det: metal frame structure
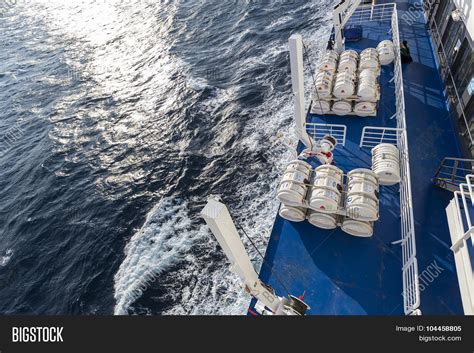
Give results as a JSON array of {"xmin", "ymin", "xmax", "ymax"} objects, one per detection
[
  {"xmin": 360, "ymin": 126, "xmax": 403, "ymax": 148},
  {"xmin": 306, "ymin": 123, "xmax": 347, "ymax": 147},
  {"xmin": 346, "ymin": 2, "xmax": 399, "ymax": 24},
  {"xmin": 446, "ymin": 174, "xmax": 474, "ymax": 314},
  {"xmin": 333, "ymin": 0, "xmax": 363, "ymax": 53},
  {"xmin": 391, "ymin": 6, "xmax": 421, "ymax": 316},
  {"xmin": 434, "ymin": 157, "xmax": 474, "ymax": 192}
]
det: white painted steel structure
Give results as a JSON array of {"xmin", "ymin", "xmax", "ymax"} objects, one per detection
[
  {"xmin": 306, "ymin": 123, "xmax": 347, "ymax": 147},
  {"xmin": 201, "ymin": 198, "xmax": 309, "ymax": 316},
  {"xmin": 360, "ymin": 127, "xmax": 403, "ymax": 148},
  {"xmin": 289, "ymin": 35, "xmax": 313, "ymax": 149},
  {"xmin": 446, "ymin": 174, "xmax": 474, "ymax": 315},
  {"xmin": 201, "ymin": 199, "xmax": 281, "ymax": 312},
  {"xmin": 333, "ymin": 0, "xmax": 363, "ymax": 53}
]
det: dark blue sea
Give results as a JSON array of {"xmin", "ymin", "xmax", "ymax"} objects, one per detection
[{"xmin": 0, "ymin": 0, "xmax": 331, "ymax": 315}]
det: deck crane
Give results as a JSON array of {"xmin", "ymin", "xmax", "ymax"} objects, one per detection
[
  {"xmin": 201, "ymin": 197, "xmax": 310, "ymax": 316},
  {"xmin": 333, "ymin": 0, "xmax": 362, "ymax": 53},
  {"xmin": 288, "ymin": 34, "xmax": 337, "ymax": 165},
  {"xmin": 288, "ymin": 1, "xmax": 364, "ymax": 163}
]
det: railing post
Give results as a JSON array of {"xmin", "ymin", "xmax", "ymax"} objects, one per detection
[
  {"xmin": 453, "ymin": 160, "xmax": 459, "ymax": 183},
  {"xmin": 434, "ymin": 158, "xmax": 446, "ymax": 181},
  {"xmin": 360, "ymin": 127, "xmax": 366, "ymax": 148}
]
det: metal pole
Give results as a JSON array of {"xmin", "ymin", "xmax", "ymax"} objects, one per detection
[
  {"xmin": 288, "ymin": 34, "xmax": 312, "ymax": 148},
  {"xmin": 201, "ymin": 198, "xmax": 281, "ymax": 312}
]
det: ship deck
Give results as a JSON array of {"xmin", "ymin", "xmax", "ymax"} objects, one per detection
[{"xmin": 250, "ymin": 1, "xmax": 465, "ymax": 315}]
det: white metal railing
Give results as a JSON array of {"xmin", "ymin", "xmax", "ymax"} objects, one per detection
[
  {"xmin": 354, "ymin": 3, "xmax": 420, "ymax": 315},
  {"xmin": 447, "ymin": 180, "xmax": 474, "ymax": 314},
  {"xmin": 440, "ymin": 162, "xmax": 474, "ymax": 214},
  {"xmin": 347, "ymin": 2, "xmax": 397, "ymax": 25},
  {"xmin": 466, "ymin": 175, "xmax": 474, "ymax": 207},
  {"xmin": 305, "ymin": 123, "xmax": 347, "ymax": 147},
  {"xmin": 391, "ymin": 5, "xmax": 420, "ymax": 316},
  {"xmin": 434, "ymin": 157, "xmax": 474, "ymax": 191},
  {"xmin": 453, "ymin": 179, "xmax": 474, "ymax": 250},
  {"xmin": 360, "ymin": 127, "xmax": 404, "ymax": 148},
  {"xmin": 451, "ymin": 180, "xmax": 474, "ymax": 306}
]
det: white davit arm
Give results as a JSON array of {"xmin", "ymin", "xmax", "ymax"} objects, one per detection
[
  {"xmin": 333, "ymin": 0, "xmax": 361, "ymax": 53},
  {"xmin": 289, "ymin": 34, "xmax": 313, "ymax": 150},
  {"xmin": 201, "ymin": 197, "xmax": 309, "ymax": 315},
  {"xmin": 288, "ymin": 35, "xmax": 338, "ymax": 165}
]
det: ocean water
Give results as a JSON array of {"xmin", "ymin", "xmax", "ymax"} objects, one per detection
[{"xmin": 0, "ymin": 0, "xmax": 332, "ymax": 315}]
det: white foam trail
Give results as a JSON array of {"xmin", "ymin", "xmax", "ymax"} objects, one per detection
[
  {"xmin": 113, "ymin": 195, "xmax": 251, "ymax": 315},
  {"xmin": 113, "ymin": 100, "xmax": 296, "ymax": 316},
  {"xmin": 114, "ymin": 198, "xmax": 206, "ymax": 315},
  {"xmin": 0, "ymin": 249, "xmax": 13, "ymax": 267}
]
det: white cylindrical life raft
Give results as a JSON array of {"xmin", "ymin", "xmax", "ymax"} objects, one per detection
[
  {"xmin": 319, "ymin": 50, "xmax": 339, "ymax": 72},
  {"xmin": 332, "ymin": 100, "xmax": 353, "ymax": 116},
  {"xmin": 372, "ymin": 144, "xmax": 401, "ymax": 186},
  {"xmin": 313, "ymin": 70, "xmax": 335, "ymax": 99},
  {"xmin": 338, "ymin": 50, "xmax": 359, "ymax": 72},
  {"xmin": 280, "ymin": 205, "xmax": 307, "ymax": 222},
  {"xmin": 284, "ymin": 159, "xmax": 313, "ymax": 175},
  {"xmin": 308, "ymin": 210, "xmax": 338, "ymax": 230},
  {"xmin": 309, "ymin": 165, "xmax": 343, "ymax": 214},
  {"xmin": 346, "ymin": 169, "xmax": 380, "ymax": 221},
  {"xmin": 359, "ymin": 48, "xmax": 380, "ymax": 72},
  {"xmin": 333, "ymin": 70, "xmax": 356, "ymax": 99},
  {"xmin": 377, "ymin": 40, "xmax": 395, "ymax": 65},
  {"xmin": 342, "ymin": 218, "xmax": 374, "ymax": 237},
  {"xmin": 277, "ymin": 160, "xmax": 312, "ymax": 206},
  {"xmin": 311, "ymin": 100, "xmax": 331, "ymax": 115},
  {"xmin": 354, "ymin": 102, "xmax": 377, "ymax": 117},
  {"xmin": 357, "ymin": 69, "xmax": 378, "ymax": 101}
]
